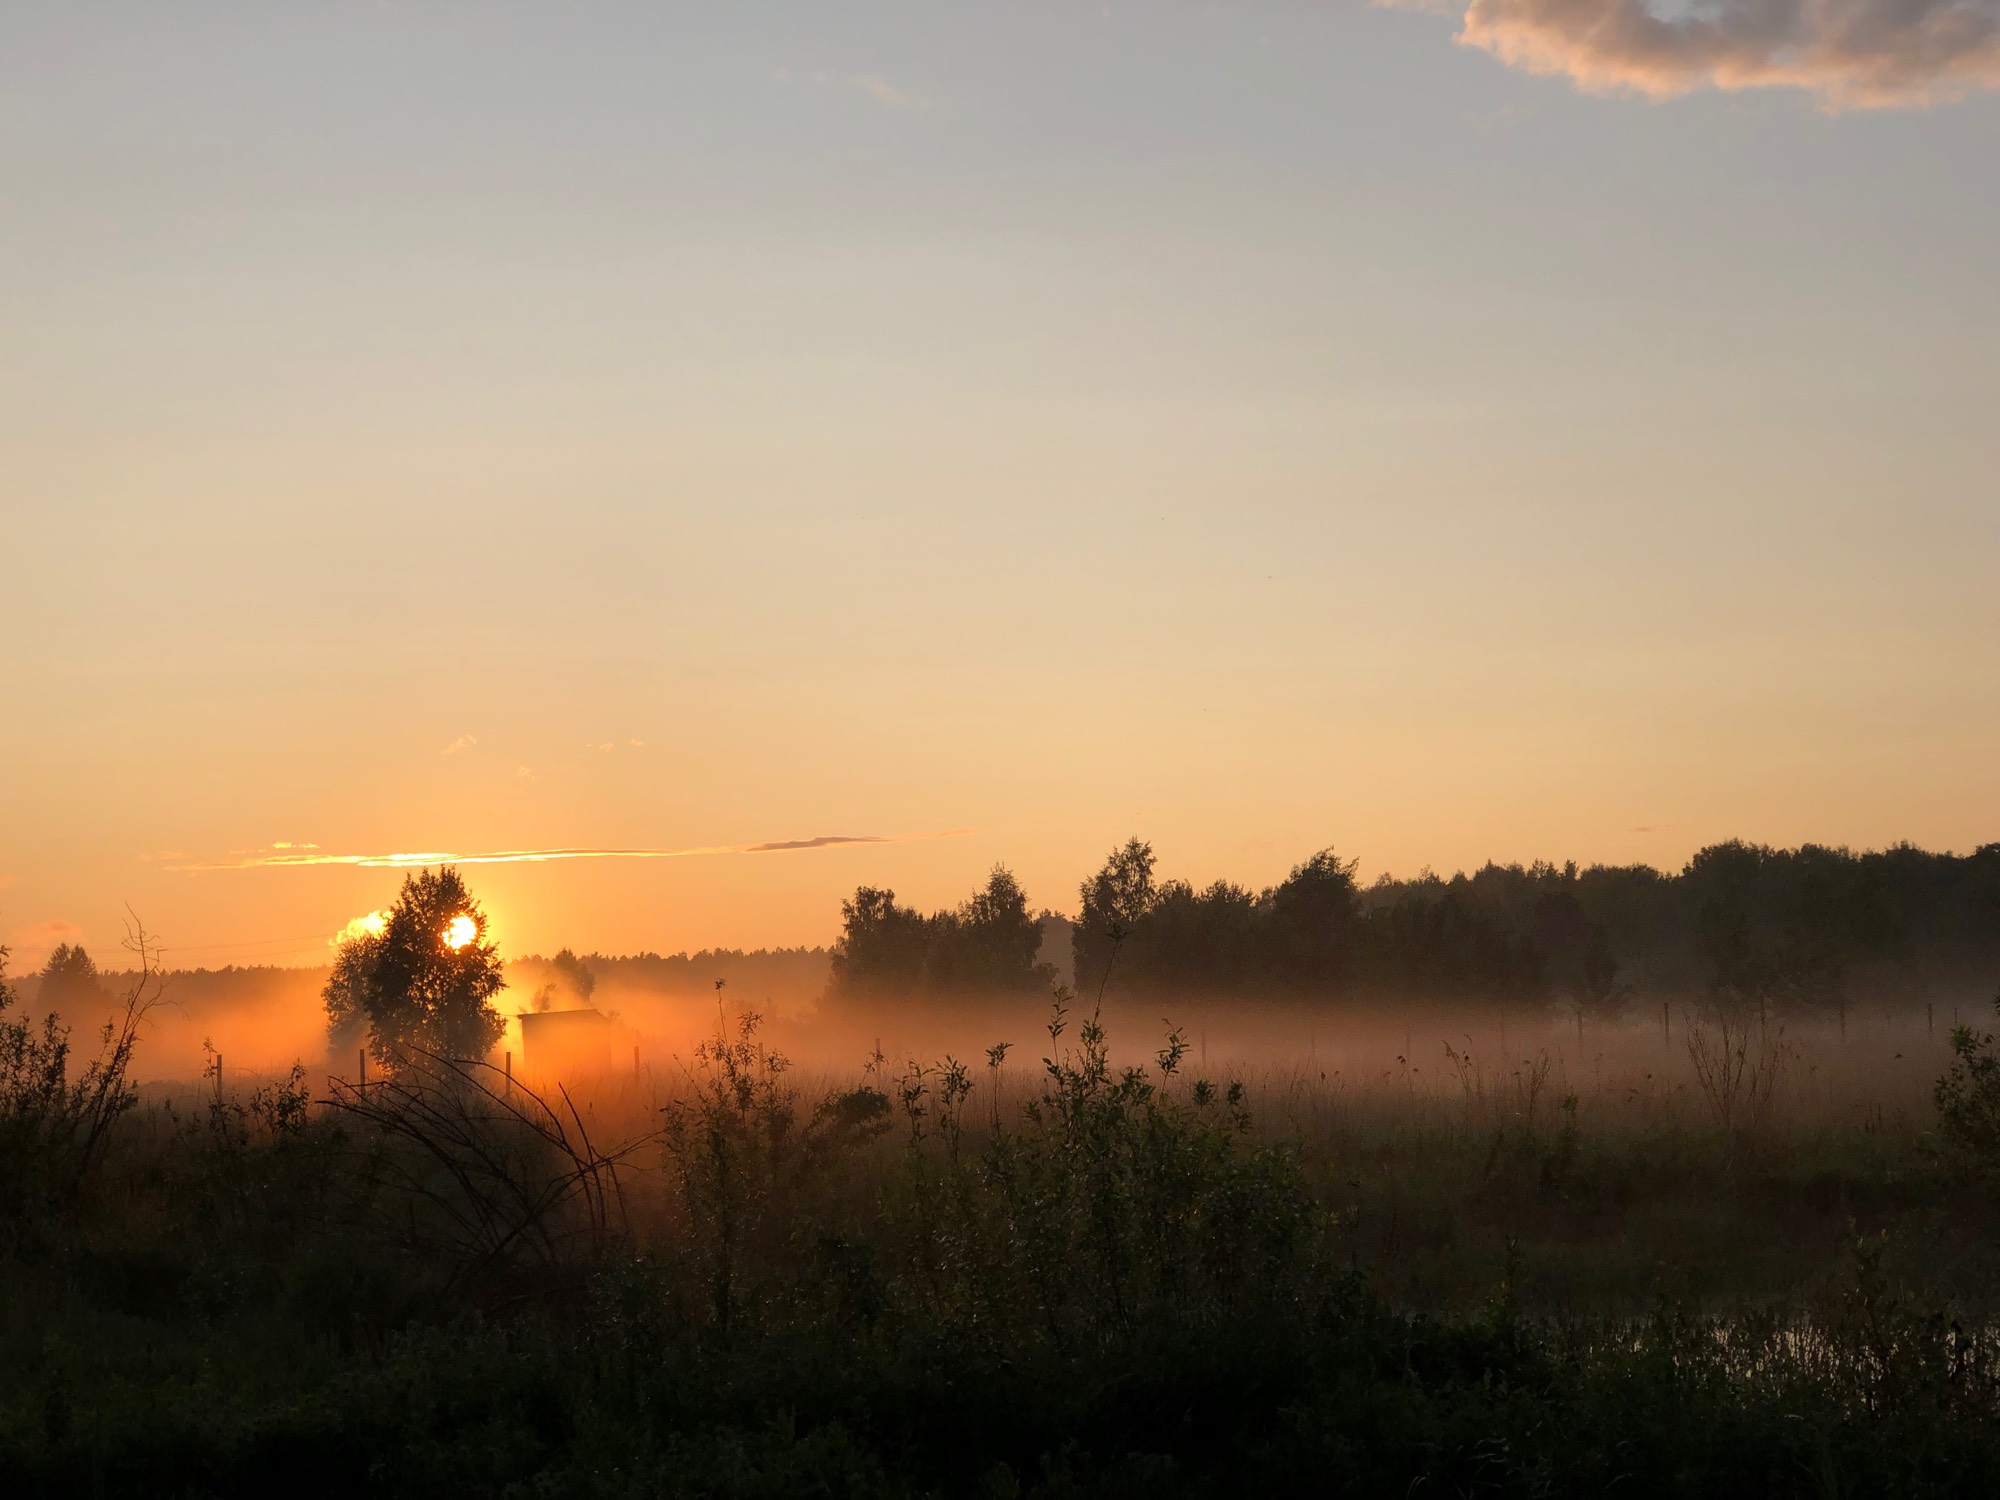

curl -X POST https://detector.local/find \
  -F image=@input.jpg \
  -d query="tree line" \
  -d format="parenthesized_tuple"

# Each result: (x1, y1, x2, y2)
(828, 839, 2000, 1017)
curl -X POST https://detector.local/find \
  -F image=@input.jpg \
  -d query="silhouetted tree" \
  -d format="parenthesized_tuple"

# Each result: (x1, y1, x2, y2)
(1262, 849, 1363, 995)
(1361, 875, 1545, 1002)
(1131, 878, 1258, 995)
(323, 867, 506, 1065)
(835, 838, 2000, 1018)
(1074, 838, 1157, 997)
(828, 886, 933, 1000)
(928, 866, 1052, 995)
(324, 927, 383, 1054)
(37, 944, 110, 1017)
(829, 867, 1053, 1002)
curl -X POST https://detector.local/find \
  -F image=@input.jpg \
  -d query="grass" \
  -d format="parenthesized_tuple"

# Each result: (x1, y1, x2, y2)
(4, 981, 2000, 1496)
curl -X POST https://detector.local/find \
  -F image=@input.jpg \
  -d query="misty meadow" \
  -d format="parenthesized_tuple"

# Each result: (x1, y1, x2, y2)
(5, 839, 2000, 1496)
(9, 3, 1999, 1493)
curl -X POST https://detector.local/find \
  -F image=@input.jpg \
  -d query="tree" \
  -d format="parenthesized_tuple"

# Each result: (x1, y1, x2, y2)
(324, 867, 506, 1065)
(1074, 838, 1156, 998)
(828, 886, 933, 1000)
(37, 943, 110, 1017)
(323, 925, 383, 1053)
(1262, 849, 1362, 995)
(827, 868, 1053, 1003)
(929, 866, 1052, 995)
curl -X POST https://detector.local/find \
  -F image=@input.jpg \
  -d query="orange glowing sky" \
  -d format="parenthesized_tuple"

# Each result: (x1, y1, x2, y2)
(3, 4, 1996, 971)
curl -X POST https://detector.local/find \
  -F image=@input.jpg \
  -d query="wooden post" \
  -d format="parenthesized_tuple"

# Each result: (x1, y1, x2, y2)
(504, 1050, 512, 1095)
(359, 1048, 367, 1097)
(215, 1053, 223, 1105)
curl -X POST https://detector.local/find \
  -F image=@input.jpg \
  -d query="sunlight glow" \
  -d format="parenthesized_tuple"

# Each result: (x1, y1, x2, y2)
(332, 910, 387, 946)
(443, 914, 478, 951)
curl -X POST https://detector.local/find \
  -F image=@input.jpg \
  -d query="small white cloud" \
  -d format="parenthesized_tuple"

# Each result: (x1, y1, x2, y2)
(271, 841, 320, 850)
(515, 765, 534, 779)
(442, 735, 478, 756)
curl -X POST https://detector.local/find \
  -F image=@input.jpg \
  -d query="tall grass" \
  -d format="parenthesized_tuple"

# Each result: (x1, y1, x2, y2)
(4, 978, 2000, 1495)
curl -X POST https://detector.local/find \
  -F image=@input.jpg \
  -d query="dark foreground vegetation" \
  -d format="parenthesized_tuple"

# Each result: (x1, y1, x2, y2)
(8, 853, 2000, 1497)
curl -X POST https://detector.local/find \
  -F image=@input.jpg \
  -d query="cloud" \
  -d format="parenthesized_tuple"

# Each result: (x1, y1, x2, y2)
(173, 829, 974, 872)
(1452, 0, 2000, 107)
(745, 835, 899, 853)
(852, 73, 928, 109)
(442, 735, 478, 756)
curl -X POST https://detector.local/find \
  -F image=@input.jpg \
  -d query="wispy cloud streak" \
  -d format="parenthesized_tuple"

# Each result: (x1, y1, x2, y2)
(1448, 0, 2000, 107)
(851, 73, 928, 109)
(174, 830, 972, 873)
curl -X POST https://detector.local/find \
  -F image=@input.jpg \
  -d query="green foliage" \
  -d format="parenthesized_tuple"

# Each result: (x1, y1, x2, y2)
(1935, 993, 2000, 1162)
(0, 936, 156, 1221)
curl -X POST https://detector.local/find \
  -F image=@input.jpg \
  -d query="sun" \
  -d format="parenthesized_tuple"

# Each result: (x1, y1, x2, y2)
(443, 914, 478, 951)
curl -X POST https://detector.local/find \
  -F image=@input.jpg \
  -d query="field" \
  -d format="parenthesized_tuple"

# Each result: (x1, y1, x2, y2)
(6, 949, 2000, 1498)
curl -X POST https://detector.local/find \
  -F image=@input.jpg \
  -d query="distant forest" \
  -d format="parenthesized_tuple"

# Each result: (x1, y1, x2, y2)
(23, 840, 1997, 1030)
(828, 840, 2000, 1018)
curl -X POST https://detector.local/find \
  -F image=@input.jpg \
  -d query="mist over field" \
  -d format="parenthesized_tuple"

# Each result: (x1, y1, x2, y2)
(24, 837, 1997, 1127)
(14, 852, 2000, 1492)
(7, 2, 1999, 1490)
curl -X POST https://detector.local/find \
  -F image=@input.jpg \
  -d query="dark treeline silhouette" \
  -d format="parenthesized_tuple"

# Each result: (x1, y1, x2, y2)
(826, 865, 1055, 1005)
(832, 838, 2000, 1018)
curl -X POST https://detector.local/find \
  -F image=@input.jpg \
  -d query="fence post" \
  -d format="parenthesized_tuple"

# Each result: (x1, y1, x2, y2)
(505, 1050, 512, 1095)
(215, 1053, 223, 1105)
(359, 1048, 367, 1098)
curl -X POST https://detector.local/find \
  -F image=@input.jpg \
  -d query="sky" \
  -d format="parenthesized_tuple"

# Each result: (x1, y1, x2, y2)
(3, 0, 1997, 970)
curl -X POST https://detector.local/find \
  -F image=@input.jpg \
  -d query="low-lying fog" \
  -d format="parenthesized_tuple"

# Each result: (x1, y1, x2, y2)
(20, 956, 1974, 1134)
